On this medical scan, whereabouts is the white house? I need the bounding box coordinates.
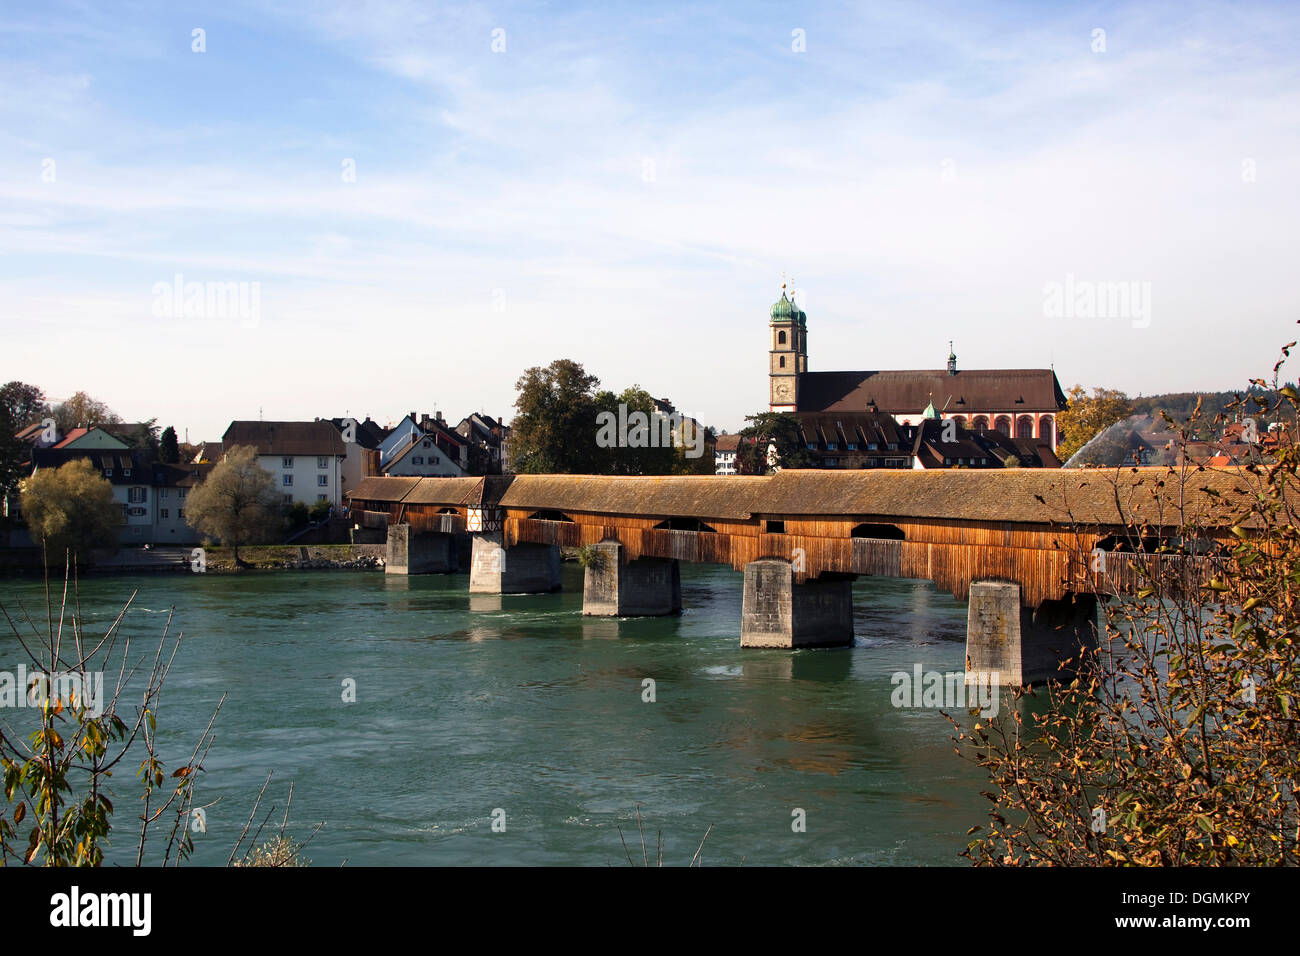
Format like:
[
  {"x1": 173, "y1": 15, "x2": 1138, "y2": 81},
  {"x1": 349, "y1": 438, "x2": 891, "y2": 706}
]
[{"x1": 222, "y1": 421, "x2": 348, "y2": 508}]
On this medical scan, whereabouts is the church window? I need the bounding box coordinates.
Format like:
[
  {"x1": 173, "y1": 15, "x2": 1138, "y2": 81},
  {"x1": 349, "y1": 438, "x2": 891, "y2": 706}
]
[
  {"x1": 1038, "y1": 416, "x2": 1054, "y2": 445},
  {"x1": 1016, "y1": 415, "x2": 1034, "y2": 439},
  {"x1": 779, "y1": 356, "x2": 786, "y2": 368},
  {"x1": 778, "y1": 330, "x2": 787, "y2": 345},
  {"x1": 994, "y1": 416, "x2": 1012, "y2": 436}
]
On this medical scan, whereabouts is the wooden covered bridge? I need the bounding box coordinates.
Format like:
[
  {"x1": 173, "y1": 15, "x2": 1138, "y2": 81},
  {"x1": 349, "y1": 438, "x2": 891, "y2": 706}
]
[{"x1": 345, "y1": 468, "x2": 1251, "y2": 686}]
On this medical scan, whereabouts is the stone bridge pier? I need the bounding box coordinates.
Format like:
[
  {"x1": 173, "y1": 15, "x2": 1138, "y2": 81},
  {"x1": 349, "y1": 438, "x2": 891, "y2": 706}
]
[
  {"x1": 468, "y1": 531, "x2": 562, "y2": 594},
  {"x1": 385, "y1": 523, "x2": 458, "y2": 574},
  {"x1": 965, "y1": 581, "x2": 1099, "y2": 687},
  {"x1": 741, "y1": 558, "x2": 856, "y2": 648},
  {"x1": 581, "y1": 540, "x2": 681, "y2": 616}
]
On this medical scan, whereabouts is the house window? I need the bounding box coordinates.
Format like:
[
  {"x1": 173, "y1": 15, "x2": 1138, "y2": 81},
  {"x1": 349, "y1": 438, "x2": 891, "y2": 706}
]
[
  {"x1": 846, "y1": 443, "x2": 857, "y2": 450},
  {"x1": 282, "y1": 457, "x2": 294, "y2": 469},
  {"x1": 432, "y1": 456, "x2": 440, "y2": 464},
  {"x1": 765, "y1": 520, "x2": 785, "y2": 534},
  {"x1": 123, "y1": 468, "x2": 132, "y2": 477},
  {"x1": 159, "y1": 488, "x2": 168, "y2": 498},
  {"x1": 412, "y1": 456, "x2": 424, "y2": 465},
  {"x1": 423, "y1": 441, "x2": 431, "y2": 448},
  {"x1": 127, "y1": 487, "x2": 146, "y2": 503},
  {"x1": 178, "y1": 488, "x2": 187, "y2": 499},
  {"x1": 806, "y1": 443, "x2": 817, "y2": 451},
  {"x1": 283, "y1": 475, "x2": 293, "y2": 487},
  {"x1": 104, "y1": 469, "x2": 113, "y2": 477},
  {"x1": 178, "y1": 508, "x2": 185, "y2": 519},
  {"x1": 282, "y1": 495, "x2": 293, "y2": 505},
  {"x1": 317, "y1": 494, "x2": 328, "y2": 503},
  {"x1": 317, "y1": 456, "x2": 328, "y2": 469},
  {"x1": 161, "y1": 509, "x2": 169, "y2": 519},
  {"x1": 827, "y1": 442, "x2": 837, "y2": 451},
  {"x1": 317, "y1": 475, "x2": 328, "y2": 487}
]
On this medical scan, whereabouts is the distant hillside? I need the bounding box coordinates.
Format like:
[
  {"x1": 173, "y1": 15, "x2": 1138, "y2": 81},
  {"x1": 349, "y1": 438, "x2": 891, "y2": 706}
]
[{"x1": 1130, "y1": 385, "x2": 1297, "y2": 424}]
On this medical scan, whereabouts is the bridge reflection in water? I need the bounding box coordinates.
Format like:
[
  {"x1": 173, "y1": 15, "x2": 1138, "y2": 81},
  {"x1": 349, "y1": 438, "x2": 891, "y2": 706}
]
[{"x1": 347, "y1": 469, "x2": 1246, "y2": 688}]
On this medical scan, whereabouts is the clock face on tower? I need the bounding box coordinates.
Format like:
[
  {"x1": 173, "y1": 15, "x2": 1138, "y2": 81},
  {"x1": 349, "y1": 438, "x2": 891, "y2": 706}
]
[{"x1": 773, "y1": 380, "x2": 793, "y2": 402}]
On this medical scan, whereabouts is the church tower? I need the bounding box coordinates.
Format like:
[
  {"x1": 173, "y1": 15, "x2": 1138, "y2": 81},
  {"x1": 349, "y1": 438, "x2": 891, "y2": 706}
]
[{"x1": 769, "y1": 283, "x2": 807, "y2": 412}]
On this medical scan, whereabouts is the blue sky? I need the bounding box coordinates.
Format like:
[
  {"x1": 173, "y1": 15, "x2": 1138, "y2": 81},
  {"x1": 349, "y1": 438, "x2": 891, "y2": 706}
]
[{"x1": 2, "y1": 0, "x2": 1298, "y2": 440}]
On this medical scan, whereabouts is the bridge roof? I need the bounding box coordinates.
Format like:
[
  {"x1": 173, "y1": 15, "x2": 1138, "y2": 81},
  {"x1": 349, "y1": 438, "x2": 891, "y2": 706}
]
[
  {"x1": 499, "y1": 475, "x2": 768, "y2": 521},
  {"x1": 348, "y1": 476, "x2": 421, "y2": 502},
  {"x1": 404, "y1": 476, "x2": 494, "y2": 505},
  {"x1": 347, "y1": 467, "x2": 1272, "y2": 529},
  {"x1": 758, "y1": 467, "x2": 1263, "y2": 526}
]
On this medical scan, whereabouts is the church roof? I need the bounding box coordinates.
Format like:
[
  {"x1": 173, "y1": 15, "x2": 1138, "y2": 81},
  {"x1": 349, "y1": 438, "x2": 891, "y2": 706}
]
[{"x1": 797, "y1": 369, "x2": 1066, "y2": 413}]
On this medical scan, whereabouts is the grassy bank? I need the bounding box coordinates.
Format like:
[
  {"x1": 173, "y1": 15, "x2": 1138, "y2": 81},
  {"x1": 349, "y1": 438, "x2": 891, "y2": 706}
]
[{"x1": 200, "y1": 543, "x2": 385, "y2": 571}]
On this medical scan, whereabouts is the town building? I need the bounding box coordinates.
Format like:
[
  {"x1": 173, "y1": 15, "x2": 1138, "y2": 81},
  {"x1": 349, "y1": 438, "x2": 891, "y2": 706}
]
[
  {"x1": 222, "y1": 420, "x2": 348, "y2": 508},
  {"x1": 377, "y1": 413, "x2": 467, "y2": 478},
  {"x1": 767, "y1": 286, "x2": 1067, "y2": 453},
  {"x1": 455, "y1": 412, "x2": 511, "y2": 475},
  {"x1": 714, "y1": 433, "x2": 742, "y2": 474}
]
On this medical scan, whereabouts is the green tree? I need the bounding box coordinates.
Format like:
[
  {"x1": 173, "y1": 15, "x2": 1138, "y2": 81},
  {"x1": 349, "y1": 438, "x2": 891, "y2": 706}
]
[
  {"x1": 1056, "y1": 386, "x2": 1133, "y2": 461},
  {"x1": 593, "y1": 385, "x2": 679, "y2": 475},
  {"x1": 0, "y1": 381, "x2": 49, "y2": 429},
  {"x1": 52, "y1": 391, "x2": 121, "y2": 435},
  {"x1": 511, "y1": 359, "x2": 605, "y2": 474},
  {"x1": 19, "y1": 459, "x2": 121, "y2": 563},
  {"x1": 0, "y1": 403, "x2": 24, "y2": 506},
  {"x1": 736, "y1": 412, "x2": 813, "y2": 474},
  {"x1": 184, "y1": 445, "x2": 282, "y2": 566},
  {"x1": 123, "y1": 418, "x2": 161, "y2": 460},
  {"x1": 159, "y1": 426, "x2": 180, "y2": 464}
]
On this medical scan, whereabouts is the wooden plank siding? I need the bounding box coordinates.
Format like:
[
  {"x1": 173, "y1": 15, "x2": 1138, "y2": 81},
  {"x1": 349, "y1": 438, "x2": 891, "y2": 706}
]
[{"x1": 347, "y1": 472, "x2": 1250, "y2": 608}]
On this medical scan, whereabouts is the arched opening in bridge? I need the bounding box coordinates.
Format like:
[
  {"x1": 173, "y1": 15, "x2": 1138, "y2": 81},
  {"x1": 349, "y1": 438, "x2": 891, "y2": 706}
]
[
  {"x1": 1094, "y1": 532, "x2": 1227, "y2": 555},
  {"x1": 653, "y1": 517, "x2": 717, "y2": 532},
  {"x1": 1094, "y1": 532, "x2": 1181, "y2": 553},
  {"x1": 528, "y1": 510, "x2": 575, "y2": 522},
  {"x1": 851, "y1": 523, "x2": 905, "y2": 540}
]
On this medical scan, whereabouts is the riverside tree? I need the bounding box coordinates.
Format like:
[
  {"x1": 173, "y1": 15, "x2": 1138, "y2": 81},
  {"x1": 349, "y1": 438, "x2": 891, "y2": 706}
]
[
  {"x1": 184, "y1": 444, "x2": 282, "y2": 565},
  {"x1": 159, "y1": 426, "x2": 180, "y2": 464},
  {"x1": 736, "y1": 411, "x2": 813, "y2": 474},
  {"x1": 954, "y1": 340, "x2": 1300, "y2": 865},
  {"x1": 19, "y1": 458, "x2": 121, "y2": 564},
  {"x1": 1056, "y1": 385, "x2": 1133, "y2": 461},
  {"x1": 51, "y1": 390, "x2": 121, "y2": 434}
]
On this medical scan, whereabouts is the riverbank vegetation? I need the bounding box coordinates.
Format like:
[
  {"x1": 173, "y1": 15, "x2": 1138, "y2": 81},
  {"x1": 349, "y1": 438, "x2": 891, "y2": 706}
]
[
  {"x1": 0, "y1": 555, "x2": 317, "y2": 865},
  {"x1": 955, "y1": 340, "x2": 1300, "y2": 865}
]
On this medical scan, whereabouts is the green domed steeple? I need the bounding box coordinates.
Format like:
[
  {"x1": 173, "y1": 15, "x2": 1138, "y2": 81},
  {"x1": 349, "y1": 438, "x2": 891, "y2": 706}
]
[
  {"x1": 923, "y1": 395, "x2": 939, "y2": 419},
  {"x1": 770, "y1": 290, "x2": 795, "y2": 321}
]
